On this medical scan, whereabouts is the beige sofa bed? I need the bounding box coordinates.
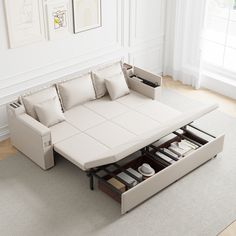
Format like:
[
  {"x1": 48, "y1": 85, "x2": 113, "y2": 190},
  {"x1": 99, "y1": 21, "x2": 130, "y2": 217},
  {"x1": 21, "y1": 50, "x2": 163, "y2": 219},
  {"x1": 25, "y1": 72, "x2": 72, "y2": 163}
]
[{"x1": 7, "y1": 61, "x2": 224, "y2": 214}]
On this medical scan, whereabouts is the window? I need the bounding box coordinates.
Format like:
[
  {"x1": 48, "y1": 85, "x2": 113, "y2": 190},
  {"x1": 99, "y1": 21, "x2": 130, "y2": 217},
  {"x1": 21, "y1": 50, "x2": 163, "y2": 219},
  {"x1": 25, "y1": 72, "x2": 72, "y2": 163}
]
[{"x1": 203, "y1": 0, "x2": 236, "y2": 76}]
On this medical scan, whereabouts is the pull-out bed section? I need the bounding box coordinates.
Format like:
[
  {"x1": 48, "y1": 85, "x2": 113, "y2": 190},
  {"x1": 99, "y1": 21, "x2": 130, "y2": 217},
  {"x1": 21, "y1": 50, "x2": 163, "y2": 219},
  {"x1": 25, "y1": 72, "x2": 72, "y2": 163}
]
[{"x1": 53, "y1": 91, "x2": 224, "y2": 214}]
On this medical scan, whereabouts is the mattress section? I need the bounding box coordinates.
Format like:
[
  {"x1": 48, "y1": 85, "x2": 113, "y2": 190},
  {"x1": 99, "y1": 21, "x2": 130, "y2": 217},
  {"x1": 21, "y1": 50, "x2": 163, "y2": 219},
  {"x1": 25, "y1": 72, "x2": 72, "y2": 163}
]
[
  {"x1": 53, "y1": 91, "x2": 218, "y2": 170},
  {"x1": 84, "y1": 96, "x2": 129, "y2": 119},
  {"x1": 50, "y1": 121, "x2": 80, "y2": 144},
  {"x1": 64, "y1": 105, "x2": 105, "y2": 131},
  {"x1": 134, "y1": 100, "x2": 181, "y2": 123},
  {"x1": 112, "y1": 111, "x2": 161, "y2": 135},
  {"x1": 54, "y1": 133, "x2": 111, "y2": 170}
]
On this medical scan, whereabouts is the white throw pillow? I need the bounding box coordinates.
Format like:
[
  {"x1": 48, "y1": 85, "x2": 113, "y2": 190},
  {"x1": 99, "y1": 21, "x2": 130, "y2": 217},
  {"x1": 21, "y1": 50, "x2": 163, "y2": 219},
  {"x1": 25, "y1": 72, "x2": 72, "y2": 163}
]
[
  {"x1": 35, "y1": 97, "x2": 65, "y2": 127},
  {"x1": 21, "y1": 86, "x2": 62, "y2": 120},
  {"x1": 105, "y1": 73, "x2": 130, "y2": 100},
  {"x1": 57, "y1": 74, "x2": 96, "y2": 111},
  {"x1": 92, "y1": 62, "x2": 124, "y2": 98}
]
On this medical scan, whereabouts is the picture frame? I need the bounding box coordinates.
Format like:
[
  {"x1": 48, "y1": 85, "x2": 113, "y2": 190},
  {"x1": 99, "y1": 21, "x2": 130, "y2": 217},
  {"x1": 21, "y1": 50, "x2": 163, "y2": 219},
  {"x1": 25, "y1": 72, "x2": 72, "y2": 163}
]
[
  {"x1": 4, "y1": 0, "x2": 45, "y2": 48},
  {"x1": 72, "y1": 0, "x2": 102, "y2": 34},
  {"x1": 46, "y1": 1, "x2": 70, "y2": 40}
]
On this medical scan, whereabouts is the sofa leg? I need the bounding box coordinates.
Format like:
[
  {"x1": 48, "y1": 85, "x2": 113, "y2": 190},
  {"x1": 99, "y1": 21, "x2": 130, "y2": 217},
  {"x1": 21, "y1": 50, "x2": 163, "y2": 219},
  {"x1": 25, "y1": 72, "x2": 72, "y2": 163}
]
[
  {"x1": 87, "y1": 170, "x2": 94, "y2": 191},
  {"x1": 90, "y1": 174, "x2": 94, "y2": 190},
  {"x1": 141, "y1": 148, "x2": 146, "y2": 156}
]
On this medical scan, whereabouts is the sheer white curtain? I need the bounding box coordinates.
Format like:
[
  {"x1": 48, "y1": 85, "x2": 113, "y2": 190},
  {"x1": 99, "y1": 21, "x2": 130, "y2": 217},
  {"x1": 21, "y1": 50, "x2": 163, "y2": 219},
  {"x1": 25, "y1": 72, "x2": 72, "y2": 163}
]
[{"x1": 164, "y1": 0, "x2": 207, "y2": 88}]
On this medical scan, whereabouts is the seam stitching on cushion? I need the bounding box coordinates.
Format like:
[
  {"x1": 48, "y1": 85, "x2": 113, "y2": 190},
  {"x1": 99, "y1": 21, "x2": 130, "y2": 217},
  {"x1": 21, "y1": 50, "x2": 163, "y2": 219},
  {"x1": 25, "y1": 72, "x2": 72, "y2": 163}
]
[
  {"x1": 82, "y1": 131, "x2": 111, "y2": 149},
  {"x1": 53, "y1": 131, "x2": 80, "y2": 145},
  {"x1": 84, "y1": 121, "x2": 137, "y2": 149},
  {"x1": 134, "y1": 102, "x2": 181, "y2": 124},
  {"x1": 65, "y1": 105, "x2": 107, "y2": 129},
  {"x1": 111, "y1": 111, "x2": 161, "y2": 136},
  {"x1": 83, "y1": 102, "x2": 129, "y2": 120}
]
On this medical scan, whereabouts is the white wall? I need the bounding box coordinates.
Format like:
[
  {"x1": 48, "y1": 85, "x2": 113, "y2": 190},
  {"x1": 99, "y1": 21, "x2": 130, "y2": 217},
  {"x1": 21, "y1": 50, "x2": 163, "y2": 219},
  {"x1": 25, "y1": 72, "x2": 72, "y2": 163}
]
[{"x1": 0, "y1": 0, "x2": 166, "y2": 141}]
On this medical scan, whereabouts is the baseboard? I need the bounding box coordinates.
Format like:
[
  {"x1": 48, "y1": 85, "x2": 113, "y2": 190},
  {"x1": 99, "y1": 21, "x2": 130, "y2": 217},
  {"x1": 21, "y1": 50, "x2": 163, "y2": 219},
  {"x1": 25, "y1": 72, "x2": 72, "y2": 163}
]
[
  {"x1": 202, "y1": 72, "x2": 236, "y2": 100},
  {"x1": 0, "y1": 125, "x2": 10, "y2": 142}
]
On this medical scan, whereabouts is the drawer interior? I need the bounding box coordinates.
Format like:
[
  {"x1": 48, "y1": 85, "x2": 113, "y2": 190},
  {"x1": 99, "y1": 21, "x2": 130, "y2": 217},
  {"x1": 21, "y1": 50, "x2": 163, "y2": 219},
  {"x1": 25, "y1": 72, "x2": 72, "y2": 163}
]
[
  {"x1": 130, "y1": 75, "x2": 160, "y2": 88},
  {"x1": 96, "y1": 154, "x2": 167, "y2": 203},
  {"x1": 95, "y1": 124, "x2": 217, "y2": 203}
]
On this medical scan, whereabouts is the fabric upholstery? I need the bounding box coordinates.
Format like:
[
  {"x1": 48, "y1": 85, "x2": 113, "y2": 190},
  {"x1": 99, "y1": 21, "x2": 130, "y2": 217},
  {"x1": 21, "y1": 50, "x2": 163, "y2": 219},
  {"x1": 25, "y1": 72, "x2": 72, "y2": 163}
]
[
  {"x1": 85, "y1": 121, "x2": 136, "y2": 148},
  {"x1": 54, "y1": 90, "x2": 218, "y2": 170},
  {"x1": 112, "y1": 111, "x2": 161, "y2": 135},
  {"x1": 105, "y1": 73, "x2": 130, "y2": 100},
  {"x1": 35, "y1": 97, "x2": 65, "y2": 127},
  {"x1": 57, "y1": 74, "x2": 96, "y2": 111},
  {"x1": 53, "y1": 133, "x2": 111, "y2": 170},
  {"x1": 84, "y1": 96, "x2": 129, "y2": 119},
  {"x1": 21, "y1": 86, "x2": 61, "y2": 120},
  {"x1": 8, "y1": 113, "x2": 54, "y2": 170},
  {"x1": 50, "y1": 121, "x2": 80, "y2": 144},
  {"x1": 64, "y1": 105, "x2": 105, "y2": 131},
  {"x1": 134, "y1": 100, "x2": 181, "y2": 123},
  {"x1": 92, "y1": 62, "x2": 123, "y2": 98},
  {"x1": 116, "y1": 90, "x2": 150, "y2": 108}
]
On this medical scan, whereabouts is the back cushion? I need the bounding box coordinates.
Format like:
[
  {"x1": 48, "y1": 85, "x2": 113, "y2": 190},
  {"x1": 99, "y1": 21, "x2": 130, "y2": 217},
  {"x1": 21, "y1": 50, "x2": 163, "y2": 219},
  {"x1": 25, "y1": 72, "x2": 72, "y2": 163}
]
[
  {"x1": 92, "y1": 62, "x2": 124, "y2": 98},
  {"x1": 57, "y1": 74, "x2": 96, "y2": 111},
  {"x1": 21, "y1": 86, "x2": 62, "y2": 120}
]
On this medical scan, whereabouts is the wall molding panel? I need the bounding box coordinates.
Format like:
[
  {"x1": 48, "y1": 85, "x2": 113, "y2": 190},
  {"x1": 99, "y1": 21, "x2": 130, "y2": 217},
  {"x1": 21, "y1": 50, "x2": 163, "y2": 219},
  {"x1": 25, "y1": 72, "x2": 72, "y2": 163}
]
[
  {"x1": 129, "y1": 46, "x2": 164, "y2": 74},
  {"x1": 127, "y1": 0, "x2": 166, "y2": 74},
  {"x1": 129, "y1": 0, "x2": 165, "y2": 48},
  {"x1": 0, "y1": 0, "x2": 166, "y2": 141}
]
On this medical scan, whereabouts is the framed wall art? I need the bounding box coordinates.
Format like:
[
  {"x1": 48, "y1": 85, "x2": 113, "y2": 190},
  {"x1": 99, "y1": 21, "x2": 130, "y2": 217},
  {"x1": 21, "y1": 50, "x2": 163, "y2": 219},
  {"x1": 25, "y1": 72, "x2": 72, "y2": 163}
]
[
  {"x1": 72, "y1": 0, "x2": 102, "y2": 34},
  {"x1": 46, "y1": 1, "x2": 69, "y2": 40},
  {"x1": 4, "y1": 0, "x2": 45, "y2": 48}
]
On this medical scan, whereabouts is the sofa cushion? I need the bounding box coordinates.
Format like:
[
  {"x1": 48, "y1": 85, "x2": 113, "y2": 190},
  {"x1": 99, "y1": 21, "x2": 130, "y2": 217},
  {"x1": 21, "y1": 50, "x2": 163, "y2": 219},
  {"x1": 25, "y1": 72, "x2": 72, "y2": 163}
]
[
  {"x1": 84, "y1": 95, "x2": 129, "y2": 119},
  {"x1": 92, "y1": 62, "x2": 123, "y2": 98},
  {"x1": 116, "y1": 90, "x2": 151, "y2": 108},
  {"x1": 54, "y1": 133, "x2": 111, "y2": 170},
  {"x1": 21, "y1": 86, "x2": 61, "y2": 120},
  {"x1": 134, "y1": 100, "x2": 181, "y2": 123},
  {"x1": 85, "y1": 121, "x2": 136, "y2": 148},
  {"x1": 50, "y1": 121, "x2": 80, "y2": 144},
  {"x1": 105, "y1": 73, "x2": 130, "y2": 100},
  {"x1": 64, "y1": 105, "x2": 105, "y2": 131},
  {"x1": 112, "y1": 111, "x2": 161, "y2": 135},
  {"x1": 57, "y1": 74, "x2": 96, "y2": 111},
  {"x1": 35, "y1": 97, "x2": 65, "y2": 127}
]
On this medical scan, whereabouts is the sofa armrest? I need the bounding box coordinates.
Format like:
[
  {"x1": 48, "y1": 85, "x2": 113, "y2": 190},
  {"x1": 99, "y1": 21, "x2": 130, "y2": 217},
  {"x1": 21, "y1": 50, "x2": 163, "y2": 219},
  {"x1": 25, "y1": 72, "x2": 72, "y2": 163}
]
[
  {"x1": 18, "y1": 114, "x2": 50, "y2": 137},
  {"x1": 7, "y1": 105, "x2": 54, "y2": 170},
  {"x1": 123, "y1": 64, "x2": 162, "y2": 100},
  {"x1": 127, "y1": 71, "x2": 162, "y2": 100},
  {"x1": 133, "y1": 66, "x2": 162, "y2": 86}
]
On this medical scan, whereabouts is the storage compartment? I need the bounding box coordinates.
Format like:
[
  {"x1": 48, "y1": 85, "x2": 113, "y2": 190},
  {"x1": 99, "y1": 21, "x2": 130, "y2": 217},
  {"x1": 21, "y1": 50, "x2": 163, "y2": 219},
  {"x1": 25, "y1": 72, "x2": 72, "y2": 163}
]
[
  {"x1": 95, "y1": 124, "x2": 225, "y2": 214},
  {"x1": 123, "y1": 63, "x2": 162, "y2": 100},
  {"x1": 97, "y1": 155, "x2": 167, "y2": 203}
]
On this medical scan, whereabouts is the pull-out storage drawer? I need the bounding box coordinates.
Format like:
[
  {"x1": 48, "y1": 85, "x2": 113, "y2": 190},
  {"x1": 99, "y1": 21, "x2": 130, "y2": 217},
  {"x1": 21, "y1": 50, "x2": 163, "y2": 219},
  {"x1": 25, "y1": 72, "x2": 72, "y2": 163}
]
[{"x1": 95, "y1": 125, "x2": 225, "y2": 214}]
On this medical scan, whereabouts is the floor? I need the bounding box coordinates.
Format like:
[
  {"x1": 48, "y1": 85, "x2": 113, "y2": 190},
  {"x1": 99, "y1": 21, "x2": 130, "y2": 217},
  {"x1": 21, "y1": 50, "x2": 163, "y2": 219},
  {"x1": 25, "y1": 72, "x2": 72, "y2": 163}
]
[
  {"x1": 0, "y1": 139, "x2": 16, "y2": 160},
  {"x1": 163, "y1": 77, "x2": 236, "y2": 118},
  {"x1": 219, "y1": 221, "x2": 236, "y2": 236},
  {"x1": 0, "y1": 77, "x2": 236, "y2": 235}
]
